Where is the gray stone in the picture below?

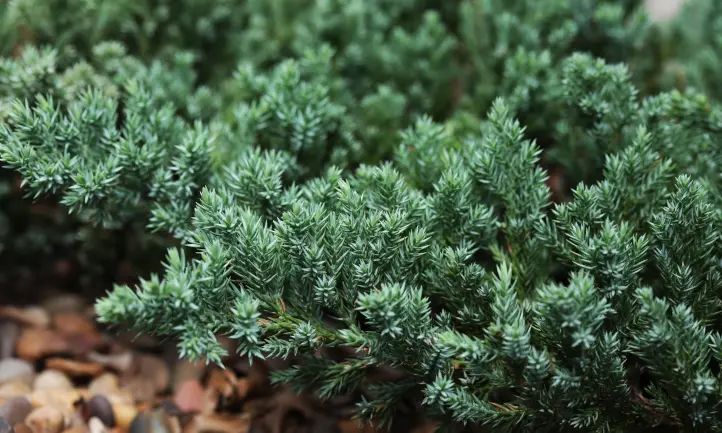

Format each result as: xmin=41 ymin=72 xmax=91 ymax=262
xmin=0 ymin=418 xmax=14 ymax=433
xmin=0 ymin=359 xmax=34 ymax=386
xmin=0 ymin=322 xmax=20 ymax=359
xmin=0 ymin=397 xmax=32 ymax=425
xmin=129 ymin=411 xmax=174 ymax=433
xmin=87 ymin=395 xmax=115 ymax=427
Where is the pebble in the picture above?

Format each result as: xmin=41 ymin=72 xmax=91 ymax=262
xmin=28 ymin=389 xmax=80 ymax=412
xmin=0 ymin=383 xmax=32 ymax=400
xmin=171 ymin=361 xmax=204 ymax=389
xmin=87 ymin=375 xmax=118 ymax=398
xmin=0 ymin=397 xmax=32 ymax=425
xmin=206 ymin=370 xmax=236 ymax=399
xmin=0 ymin=360 xmax=34 ymax=386
xmin=86 ymin=353 xmax=132 ymax=373
xmin=13 ymin=424 xmax=32 ymax=433
xmin=235 ymin=378 xmax=250 ymax=401
xmin=60 ymin=334 xmax=103 ymax=358
xmin=189 ymin=414 xmax=250 ymax=433
xmin=172 ymin=380 xmax=205 ymax=414
xmin=25 ymin=406 xmax=64 ymax=433
xmin=129 ymin=411 xmax=178 ymax=433
xmin=112 ymin=405 xmax=137 ymax=431
xmin=85 ymin=397 xmax=114 ymax=428
xmin=0 ymin=307 xmax=50 ymax=329
xmin=124 ymin=355 xmax=170 ymax=402
xmin=16 ymin=329 xmax=68 ymax=361
xmin=44 ymin=359 xmax=102 ymax=378
xmin=60 ymin=412 xmax=85 ymax=433
xmin=51 ymin=315 xmax=94 ymax=337
xmin=134 ymin=356 xmax=169 ymax=394
xmin=33 ymin=371 xmax=73 ymax=391
xmin=87 ymin=418 xmax=106 ymax=433
xmin=0 ymin=418 xmax=13 ymax=433
xmin=121 ymin=380 xmax=154 ymax=405
xmin=0 ymin=322 xmax=20 ymax=359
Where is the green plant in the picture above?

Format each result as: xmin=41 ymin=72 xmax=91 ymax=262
xmin=1 ymin=0 xmax=722 ymax=431
xmin=94 ymin=98 xmax=721 ymax=431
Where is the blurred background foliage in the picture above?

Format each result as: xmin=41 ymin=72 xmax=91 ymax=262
xmin=0 ymin=0 xmax=718 ymax=300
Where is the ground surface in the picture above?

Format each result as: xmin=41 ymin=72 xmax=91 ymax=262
xmin=0 ymin=298 xmax=418 ymax=433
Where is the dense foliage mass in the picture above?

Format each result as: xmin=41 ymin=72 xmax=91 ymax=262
xmin=1 ymin=0 xmax=721 ymax=431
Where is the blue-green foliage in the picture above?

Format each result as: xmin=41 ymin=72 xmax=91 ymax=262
xmin=1 ymin=1 xmax=722 ymax=432
xmin=95 ymin=100 xmax=722 ymax=431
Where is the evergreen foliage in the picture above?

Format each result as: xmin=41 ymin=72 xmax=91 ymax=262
xmin=1 ymin=0 xmax=722 ymax=431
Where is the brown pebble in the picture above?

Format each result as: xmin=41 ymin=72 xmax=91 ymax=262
xmin=188 ymin=414 xmax=250 ymax=433
xmin=235 ymin=378 xmax=250 ymax=401
xmin=134 ymin=356 xmax=169 ymax=393
xmin=45 ymin=359 xmax=103 ymax=378
xmin=25 ymin=406 xmax=64 ymax=433
xmin=123 ymin=355 xmax=169 ymax=403
xmin=172 ymin=380 xmax=204 ymax=414
xmin=13 ymin=424 xmax=32 ymax=433
xmin=53 ymin=313 xmax=103 ymax=355
xmin=0 ymin=397 xmax=32 ymax=425
xmin=0 ymin=307 xmax=50 ymax=329
xmin=16 ymin=329 xmax=68 ymax=361
xmin=51 ymin=315 xmax=95 ymax=337
xmin=206 ymin=370 xmax=236 ymax=399
xmin=112 ymin=405 xmax=136 ymax=431
xmin=85 ymin=397 xmax=114 ymax=428
xmin=33 ymin=371 xmax=73 ymax=391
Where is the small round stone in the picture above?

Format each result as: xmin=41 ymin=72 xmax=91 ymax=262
xmin=129 ymin=411 xmax=175 ymax=433
xmin=0 ymin=418 xmax=14 ymax=433
xmin=0 ymin=359 xmax=34 ymax=386
xmin=0 ymin=397 xmax=32 ymax=425
xmin=88 ymin=417 xmax=107 ymax=433
xmin=0 ymin=322 xmax=20 ymax=359
xmin=33 ymin=371 xmax=73 ymax=391
xmin=86 ymin=396 xmax=114 ymax=428
xmin=25 ymin=406 xmax=64 ymax=433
